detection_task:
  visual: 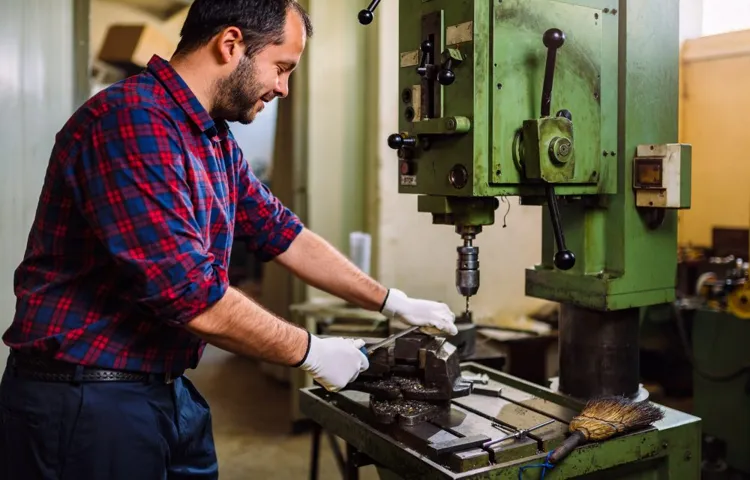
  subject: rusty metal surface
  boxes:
[300,360,701,478]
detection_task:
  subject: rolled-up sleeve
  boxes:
[65,105,228,326]
[234,149,304,261]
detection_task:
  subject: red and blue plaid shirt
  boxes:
[3,55,303,374]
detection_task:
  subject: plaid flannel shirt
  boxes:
[3,55,303,374]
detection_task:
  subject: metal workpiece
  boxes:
[343,331,473,426]
[300,363,702,479]
[558,305,641,400]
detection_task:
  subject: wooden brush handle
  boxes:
[549,431,585,464]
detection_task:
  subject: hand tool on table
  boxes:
[482,419,555,449]
[359,325,421,356]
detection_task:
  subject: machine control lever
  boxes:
[540,28,575,271]
[416,40,438,80]
[388,133,417,150]
[357,0,381,25]
[437,48,463,86]
[541,28,565,117]
[546,186,576,270]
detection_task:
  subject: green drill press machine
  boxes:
[300,0,702,477]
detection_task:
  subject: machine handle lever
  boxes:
[538,28,575,271]
[416,40,436,80]
[388,133,417,150]
[546,185,575,270]
[358,0,382,25]
[437,49,463,86]
[540,28,565,118]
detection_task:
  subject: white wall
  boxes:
[304,0,369,299]
[679,0,750,41]
[0,0,76,367]
[702,0,750,36]
[681,0,704,42]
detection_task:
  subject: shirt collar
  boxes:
[147,55,227,138]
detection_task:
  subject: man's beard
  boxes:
[211,55,264,124]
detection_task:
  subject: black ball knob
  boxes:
[438,69,455,85]
[358,9,374,25]
[543,28,565,49]
[556,109,572,121]
[554,250,576,270]
[388,133,417,150]
[388,134,404,149]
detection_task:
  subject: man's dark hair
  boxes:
[175,0,313,57]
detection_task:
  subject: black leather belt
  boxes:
[7,351,180,384]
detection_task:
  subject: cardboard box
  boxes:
[98,24,175,71]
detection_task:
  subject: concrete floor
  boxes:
[187,345,380,480]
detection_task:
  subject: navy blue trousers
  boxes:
[0,367,218,480]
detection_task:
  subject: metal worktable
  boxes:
[300,363,701,479]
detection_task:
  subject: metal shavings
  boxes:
[393,376,425,390]
[371,398,435,416]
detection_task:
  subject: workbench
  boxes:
[301,363,701,479]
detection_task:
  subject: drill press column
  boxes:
[558,305,641,399]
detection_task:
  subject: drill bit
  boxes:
[465,296,470,315]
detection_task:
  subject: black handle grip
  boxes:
[438,59,456,86]
[549,431,585,464]
[358,0,382,25]
[416,40,435,79]
[388,134,416,150]
[541,28,565,118]
[546,184,575,270]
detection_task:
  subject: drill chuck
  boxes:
[456,245,479,297]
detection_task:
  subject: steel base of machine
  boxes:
[300,363,701,479]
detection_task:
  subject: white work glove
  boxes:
[380,288,458,336]
[299,334,370,392]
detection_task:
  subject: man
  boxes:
[0,1,456,479]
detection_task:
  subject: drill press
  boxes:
[375,0,692,401]
[301,1,701,477]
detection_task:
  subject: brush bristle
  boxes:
[569,395,665,442]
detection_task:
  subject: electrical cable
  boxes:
[500,196,511,227]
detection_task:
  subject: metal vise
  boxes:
[343,331,471,425]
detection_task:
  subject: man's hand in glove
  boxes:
[380,288,458,336]
[298,334,370,392]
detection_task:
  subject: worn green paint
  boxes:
[417,196,498,226]
[411,116,472,135]
[299,362,702,479]
[395,0,688,310]
[522,117,576,183]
